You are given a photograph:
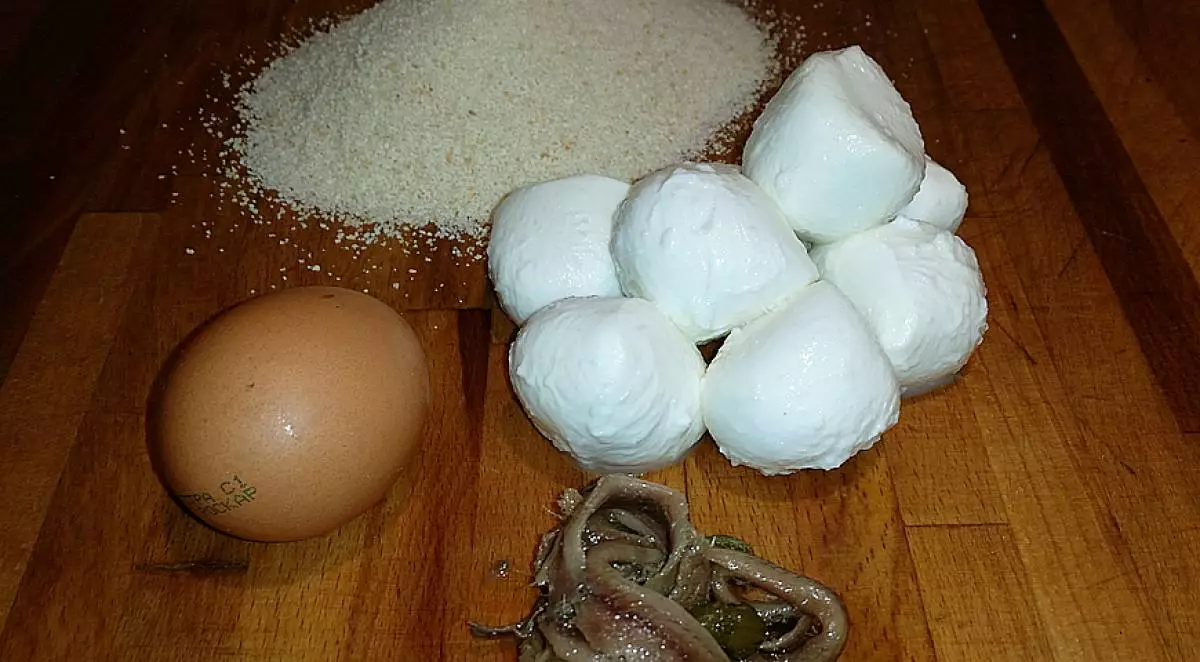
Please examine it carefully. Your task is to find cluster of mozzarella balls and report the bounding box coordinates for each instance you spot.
[487,46,988,476]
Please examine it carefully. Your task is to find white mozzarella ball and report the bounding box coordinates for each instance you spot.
[487,174,629,324]
[702,281,901,474]
[611,162,819,344]
[743,45,926,243]
[898,157,969,233]
[509,296,707,474]
[810,217,988,396]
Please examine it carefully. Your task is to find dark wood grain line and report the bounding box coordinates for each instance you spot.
[458,308,494,440]
[134,560,250,575]
[436,308,491,660]
[978,0,1200,433]
[1106,0,1200,141]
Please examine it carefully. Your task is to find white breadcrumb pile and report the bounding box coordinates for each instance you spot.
[214,0,780,247]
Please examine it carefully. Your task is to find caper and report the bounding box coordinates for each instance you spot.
[707,534,754,555]
[689,602,767,659]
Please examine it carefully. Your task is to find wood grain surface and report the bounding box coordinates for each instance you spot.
[2,0,1199,660]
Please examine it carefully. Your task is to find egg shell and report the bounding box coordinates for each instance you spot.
[151,286,429,542]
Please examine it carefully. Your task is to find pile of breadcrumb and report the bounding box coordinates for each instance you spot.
[207,0,782,250]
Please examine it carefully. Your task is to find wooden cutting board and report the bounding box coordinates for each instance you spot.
[3,0,1200,660]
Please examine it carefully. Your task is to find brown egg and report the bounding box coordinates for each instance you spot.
[150,286,429,542]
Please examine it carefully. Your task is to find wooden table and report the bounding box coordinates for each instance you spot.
[2,0,1199,659]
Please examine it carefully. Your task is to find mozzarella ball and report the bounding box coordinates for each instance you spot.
[611,162,819,343]
[509,296,706,474]
[487,174,629,324]
[702,281,900,474]
[810,217,988,396]
[743,45,926,243]
[898,157,969,233]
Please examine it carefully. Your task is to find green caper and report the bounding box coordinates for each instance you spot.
[689,602,767,659]
[707,534,754,555]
